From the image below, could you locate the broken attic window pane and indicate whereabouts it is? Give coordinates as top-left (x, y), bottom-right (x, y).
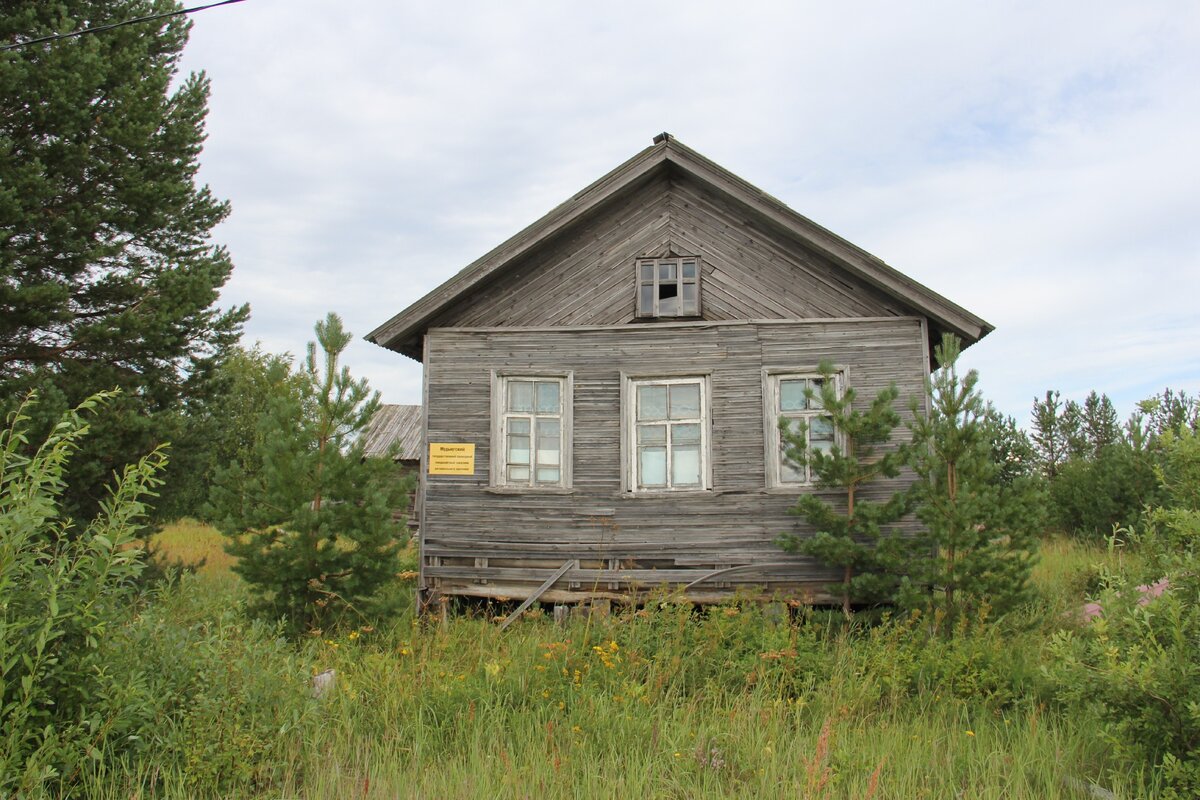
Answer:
top-left (639, 283), bottom-right (654, 314)
top-left (681, 283), bottom-right (697, 313)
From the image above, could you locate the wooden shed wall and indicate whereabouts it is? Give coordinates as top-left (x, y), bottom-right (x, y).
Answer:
top-left (420, 317), bottom-right (929, 603)
top-left (426, 173), bottom-right (913, 333)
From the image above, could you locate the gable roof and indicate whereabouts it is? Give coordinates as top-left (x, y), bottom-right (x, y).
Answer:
top-left (360, 404), bottom-right (422, 462)
top-left (367, 134), bottom-right (993, 361)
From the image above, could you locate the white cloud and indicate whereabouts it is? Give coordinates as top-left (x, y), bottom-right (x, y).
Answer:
top-left (178, 0), bottom-right (1200, 426)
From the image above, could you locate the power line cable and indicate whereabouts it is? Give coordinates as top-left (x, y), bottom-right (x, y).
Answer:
top-left (1, 0), bottom-right (247, 53)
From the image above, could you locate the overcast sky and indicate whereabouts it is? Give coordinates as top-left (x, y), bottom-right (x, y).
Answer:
top-left (176, 0), bottom-right (1199, 427)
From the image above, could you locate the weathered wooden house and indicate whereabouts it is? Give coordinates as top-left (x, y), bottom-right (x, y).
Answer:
top-left (368, 134), bottom-right (992, 609)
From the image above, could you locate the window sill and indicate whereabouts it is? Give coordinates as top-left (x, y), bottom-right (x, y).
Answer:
top-left (619, 489), bottom-right (713, 498)
top-left (485, 486), bottom-right (575, 496)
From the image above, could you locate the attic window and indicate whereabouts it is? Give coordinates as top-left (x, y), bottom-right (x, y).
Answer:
top-left (636, 257), bottom-right (700, 318)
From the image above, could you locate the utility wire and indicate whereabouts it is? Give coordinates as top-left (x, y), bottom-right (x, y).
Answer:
top-left (1, 0), bottom-right (247, 53)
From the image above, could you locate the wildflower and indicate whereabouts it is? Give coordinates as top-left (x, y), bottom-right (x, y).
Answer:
top-left (674, 752), bottom-right (682, 758)
top-left (572, 725), bottom-right (582, 734)
top-left (609, 641), bottom-right (619, 652)
top-left (347, 630), bottom-right (359, 641)
top-left (965, 730), bottom-right (975, 737)
top-left (399, 647), bottom-right (411, 656)
top-left (485, 661), bottom-right (502, 677)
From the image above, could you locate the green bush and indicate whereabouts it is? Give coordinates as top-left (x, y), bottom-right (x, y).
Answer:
top-left (89, 577), bottom-right (314, 796)
top-left (1042, 429), bottom-right (1200, 797)
top-left (1049, 442), bottom-right (1159, 538)
top-left (0, 393), bottom-right (163, 794)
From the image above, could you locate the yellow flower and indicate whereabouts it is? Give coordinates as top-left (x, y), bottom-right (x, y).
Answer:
top-left (965, 730), bottom-right (975, 737)
top-left (485, 661), bottom-right (502, 677)
top-left (572, 725), bottom-right (582, 734)
top-left (609, 641), bottom-right (619, 652)
top-left (347, 630), bottom-right (359, 640)
top-left (399, 647), bottom-right (411, 656)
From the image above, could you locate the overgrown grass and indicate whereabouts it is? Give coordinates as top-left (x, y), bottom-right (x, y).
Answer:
top-left (99, 522), bottom-right (1148, 799)
top-left (146, 517), bottom-right (237, 577)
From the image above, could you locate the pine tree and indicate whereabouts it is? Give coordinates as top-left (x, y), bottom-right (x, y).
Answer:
top-left (0, 1), bottom-right (246, 520)
top-left (907, 335), bottom-right (1042, 626)
top-left (775, 362), bottom-right (912, 614)
top-left (209, 314), bottom-right (410, 635)
top-left (1030, 390), bottom-right (1069, 478)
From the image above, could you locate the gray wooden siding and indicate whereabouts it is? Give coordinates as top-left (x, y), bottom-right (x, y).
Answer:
top-left (421, 317), bottom-right (928, 602)
top-left (426, 175), bottom-right (911, 333)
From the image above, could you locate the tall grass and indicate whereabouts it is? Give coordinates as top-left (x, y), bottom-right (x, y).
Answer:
top-left (98, 522), bottom-right (1143, 799)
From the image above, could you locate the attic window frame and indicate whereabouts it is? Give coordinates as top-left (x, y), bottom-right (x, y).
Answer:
top-left (635, 257), bottom-right (701, 318)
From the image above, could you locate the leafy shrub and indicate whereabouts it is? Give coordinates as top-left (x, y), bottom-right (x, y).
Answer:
top-left (1050, 441), bottom-right (1159, 538)
top-left (0, 393), bottom-right (163, 794)
top-left (1043, 429), bottom-right (1200, 797)
top-left (90, 577), bottom-right (314, 795)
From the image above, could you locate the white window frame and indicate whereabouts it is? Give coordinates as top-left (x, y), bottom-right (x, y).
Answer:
top-left (764, 370), bottom-right (844, 488)
top-left (622, 374), bottom-right (711, 493)
top-left (635, 256), bottom-right (701, 318)
top-left (490, 372), bottom-right (572, 489)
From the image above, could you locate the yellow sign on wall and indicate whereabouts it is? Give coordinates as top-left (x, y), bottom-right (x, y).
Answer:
top-left (428, 443), bottom-right (476, 475)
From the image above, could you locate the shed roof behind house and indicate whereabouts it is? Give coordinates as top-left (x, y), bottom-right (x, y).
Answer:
top-left (368, 134), bottom-right (993, 361)
top-left (360, 404), bottom-right (422, 461)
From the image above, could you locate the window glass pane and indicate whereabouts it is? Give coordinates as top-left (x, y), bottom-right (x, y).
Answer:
top-left (639, 262), bottom-right (654, 281)
top-left (536, 467), bottom-right (560, 484)
top-left (673, 423), bottom-right (701, 443)
top-left (536, 381), bottom-right (559, 413)
top-left (672, 445), bottom-right (700, 486)
top-left (669, 383), bottom-right (700, 419)
top-left (638, 424), bottom-right (666, 444)
top-left (536, 419), bottom-right (560, 466)
top-left (637, 385), bottom-right (667, 421)
top-left (508, 465), bottom-right (529, 482)
top-left (808, 379), bottom-right (825, 410)
top-left (639, 447), bottom-right (667, 487)
top-left (810, 415), bottom-right (835, 441)
top-left (658, 262), bottom-right (677, 281)
top-left (507, 434), bottom-right (530, 465)
top-left (780, 379), bottom-right (807, 412)
top-left (658, 293), bottom-right (678, 315)
top-left (780, 448), bottom-right (804, 483)
top-left (508, 381), bottom-right (533, 412)
top-left (682, 261), bottom-right (697, 279)
top-left (812, 438), bottom-right (834, 456)
top-left (639, 284), bottom-right (654, 314)
top-left (509, 418), bottom-right (530, 435)
top-left (681, 282), bottom-right (697, 313)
